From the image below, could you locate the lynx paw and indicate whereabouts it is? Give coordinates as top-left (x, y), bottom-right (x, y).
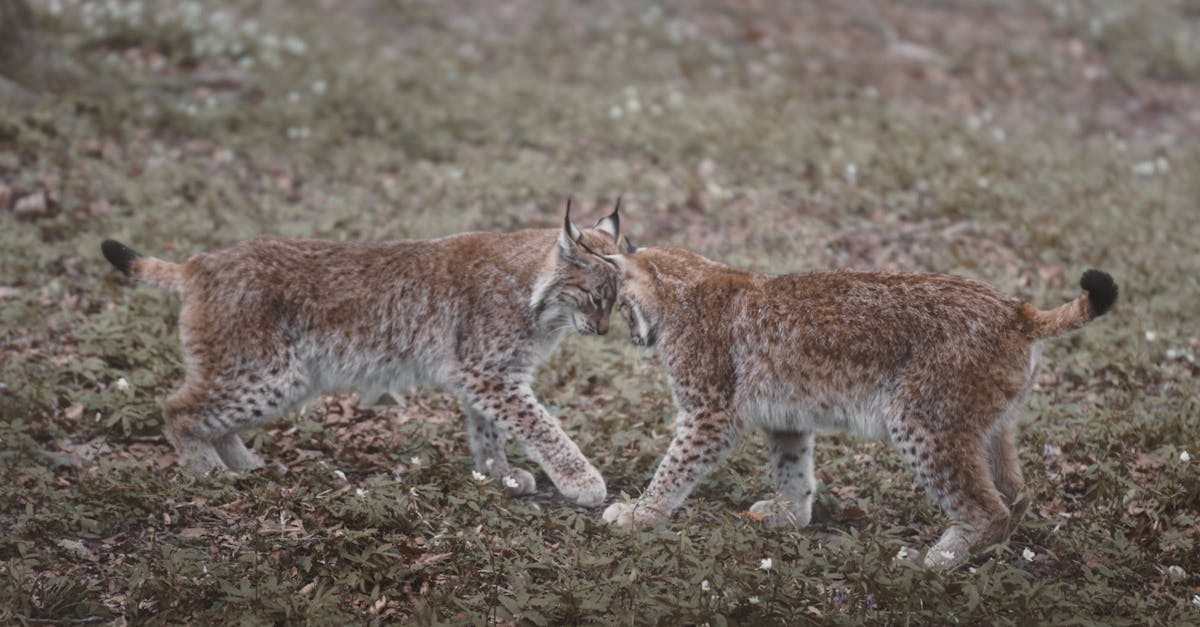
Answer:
top-left (223, 448), bottom-right (265, 472)
top-left (602, 501), bottom-right (663, 529)
top-left (177, 440), bottom-right (227, 474)
top-left (502, 468), bottom-right (537, 497)
top-left (749, 499), bottom-right (809, 528)
top-left (923, 528), bottom-right (973, 570)
top-left (602, 502), bottom-right (636, 526)
top-left (557, 470), bottom-right (607, 507)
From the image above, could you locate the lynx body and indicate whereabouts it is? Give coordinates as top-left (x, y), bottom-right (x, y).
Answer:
top-left (602, 245), bottom-right (1117, 568)
top-left (101, 205), bottom-right (623, 506)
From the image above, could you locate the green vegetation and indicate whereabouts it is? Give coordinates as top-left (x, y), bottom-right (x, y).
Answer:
top-left (2, 1), bottom-right (1198, 623)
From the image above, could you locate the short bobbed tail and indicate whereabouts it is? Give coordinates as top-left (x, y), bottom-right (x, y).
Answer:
top-left (1025, 269), bottom-right (1118, 340)
top-left (101, 239), bottom-right (184, 290)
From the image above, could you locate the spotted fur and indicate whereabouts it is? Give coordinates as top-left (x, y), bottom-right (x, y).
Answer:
top-left (101, 202), bottom-right (623, 507)
top-left (602, 245), bottom-right (1116, 568)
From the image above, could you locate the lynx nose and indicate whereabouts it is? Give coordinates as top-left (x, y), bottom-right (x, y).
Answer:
top-left (594, 317), bottom-right (609, 335)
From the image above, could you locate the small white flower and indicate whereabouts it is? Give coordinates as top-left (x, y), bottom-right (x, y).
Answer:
top-left (1132, 161), bottom-right (1156, 177)
top-left (939, 550), bottom-right (956, 561)
top-left (502, 476), bottom-right (519, 489)
top-left (748, 596), bottom-right (760, 605)
top-left (471, 470), bottom-right (488, 482)
top-left (114, 377), bottom-right (130, 392)
top-left (312, 79), bottom-right (328, 94)
top-left (845, 163), bottom-right (857, 186)
top-left (409, 456), bottom-right (421, 465)
top-left (355, 488), bottom-right (367, 498)
top-left (1145, 330), bottom-right (1158, 342)
top-left (968, 566), bottom-right (977, 574)
top-left (609, 105), bottom-right (623, 119)
top-left (701, 580), bottom-right (711, 592)
top-left (894, 546), bottom-right (910, 562)
top-left (1166, 565), bottom-right (1186, 579)
top-left (332, 469), bottom-right (347, 481)
top-left (1022, 548), bottom-right (1036, 562)
top-left (1192, 593), bottom-right (1200, 606)
top-left (1181, 451), bottom-right (1191, 463)
top-left (759, 557), bottom-right (773, 571)
top-left (484, 458), bottom-right (494, 469)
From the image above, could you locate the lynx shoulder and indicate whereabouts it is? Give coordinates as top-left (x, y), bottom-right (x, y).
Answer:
top-left (602, 244), bottom-right (1117, 568)
top-left (102, 201), bottom-right (626, 507)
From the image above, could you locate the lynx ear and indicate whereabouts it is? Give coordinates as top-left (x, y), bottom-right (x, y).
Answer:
top-left (621, 235), bottom-right (637, 255)
top-left (594, 195), bottom-right (621, 242)
top-left (558, 197), bottom-right (586, 263)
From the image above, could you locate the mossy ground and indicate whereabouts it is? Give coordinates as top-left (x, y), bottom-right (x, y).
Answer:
top-left (2, 1), bottom-right (1199, 624)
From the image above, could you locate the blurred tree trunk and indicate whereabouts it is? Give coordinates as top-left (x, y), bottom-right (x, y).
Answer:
top-left (0, 0), bottom-right (111, 102)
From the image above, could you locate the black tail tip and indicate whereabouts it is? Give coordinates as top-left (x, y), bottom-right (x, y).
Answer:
top-left (1080, 269), bottom-right (1117, 317)
top-left (101, 239), bottom-right (141, 276)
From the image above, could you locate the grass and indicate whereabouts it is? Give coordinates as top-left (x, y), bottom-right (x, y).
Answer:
top-left (2, 0), bottom-right (1199, 623)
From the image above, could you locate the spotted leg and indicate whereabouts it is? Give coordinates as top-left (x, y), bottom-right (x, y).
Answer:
top-left (465, 406), bottom-right (536, 496)
top-left (603, 410), bottom-right (738, 528)
top-left (458, 376), bottom-right (605, 506)
top-left (750, 430), bottom-right (816, 527)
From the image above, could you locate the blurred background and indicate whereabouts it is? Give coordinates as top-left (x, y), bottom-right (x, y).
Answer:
top-left (1, 1), bottom-right (1198, 623)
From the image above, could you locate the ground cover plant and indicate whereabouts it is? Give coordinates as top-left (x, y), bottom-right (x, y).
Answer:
top-left (2, 0), bottom-right (1199, 623)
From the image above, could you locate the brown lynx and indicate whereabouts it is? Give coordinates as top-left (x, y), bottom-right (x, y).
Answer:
top-left (601, 243), bottom-right (1117, 568)
top-left (101, 202), bottom-right (624, 506)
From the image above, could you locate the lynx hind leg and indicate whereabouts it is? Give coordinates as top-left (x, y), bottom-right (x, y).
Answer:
top-left (213, 433), bottom-right (265, 472)
top-left (988, 422), bottom-right (1028, 537)
top-left (750, 430), bottom-right (816, 527)
top-left (465, 407), bottom-right (535, 496)
top-left (164, 383), bottom-right (231, 473)
top-left (892, 413), bottom-right (1011, 569)
top-left (165, 366), bottom-right (308, 474)
top-left (458, 374), bottom-right (605, 506)
top-left (603, 410), bottom-right (739, 529)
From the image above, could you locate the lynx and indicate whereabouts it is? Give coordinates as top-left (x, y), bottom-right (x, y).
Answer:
top-left (100, 201), bottom-right (624, 506)
top-left (601, 243), bottom-right (1117, 568)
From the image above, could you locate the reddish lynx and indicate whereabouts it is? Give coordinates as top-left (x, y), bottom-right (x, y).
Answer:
top-left (601, 244), bottom-right (1117, 568)
top-left (101, 202), bottom-right (623, 506)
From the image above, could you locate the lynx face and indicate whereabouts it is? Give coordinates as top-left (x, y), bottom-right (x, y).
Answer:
top-left (616, 284), bottom-right (659, 347)
top-left (531, 204), bottom-right (621, 337)
top-left (613, 242), bottom-right (662, 347)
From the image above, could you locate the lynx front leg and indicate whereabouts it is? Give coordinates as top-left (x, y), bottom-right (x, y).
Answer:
top-left (464, 407), bottom-right (536, 496)
top-left (603, 410), bottom-right (738, 528)
top-left (460, 378), bottom-right (606, 507)
top-left (750, 430), bottom-right (816, 527)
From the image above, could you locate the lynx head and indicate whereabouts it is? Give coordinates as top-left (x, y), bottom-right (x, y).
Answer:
top-left (605, 238), bottom-right (665, 347)
top-left (604, 243), bottom-right (713, 347)
top-left (530, 199), bottom-right (623, 335)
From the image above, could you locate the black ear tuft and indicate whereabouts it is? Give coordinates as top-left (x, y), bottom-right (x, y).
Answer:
top-left (622, 235), bottom-right (637, 254)
top-left (1080, 269), bottom-right (1117, 317)
top-left (594, 195), bottom-right (621, 242)
top-left (102, 239), bottom-right (142, 276)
